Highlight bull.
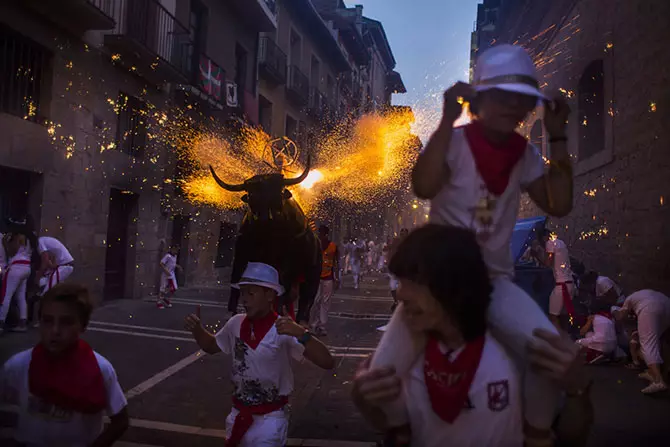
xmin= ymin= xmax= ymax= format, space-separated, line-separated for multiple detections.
xmin=210 ymin=157 xmax=322 ymax=323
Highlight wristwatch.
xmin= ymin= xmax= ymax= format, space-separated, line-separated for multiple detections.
xmin=298 ymin=330 xmax=313 ymax=345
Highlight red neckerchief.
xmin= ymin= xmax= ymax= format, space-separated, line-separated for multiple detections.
xmin=463 ymin=120 xmax=528 ymax=196
xmin=240 ymin=311 xmax=279 ymax=349
xmin=424 ymin=335 xmax=485 ymax=423
xmin=29 ymin=339 xmax=107 ymax=414
xmin=596 ymin=311 xmax=613 ymax=320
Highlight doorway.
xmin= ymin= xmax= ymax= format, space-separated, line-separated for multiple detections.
xmin=104 ymin=189 xmax=138 ymax=300
xmin=170 ymin=214 xmax=190 ymax=286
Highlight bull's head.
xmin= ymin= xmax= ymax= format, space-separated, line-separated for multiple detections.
xmin=209 ymin=155 xmax=311 ymax=221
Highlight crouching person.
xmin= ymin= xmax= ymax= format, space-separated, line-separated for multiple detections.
xmin=184 ymin=262 xmax=334 ymax=447
xmin=1 ymin=283 xmax=129 ymax=447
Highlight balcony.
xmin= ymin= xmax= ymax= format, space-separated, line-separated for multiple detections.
xmin=340 ymin=71 xmax=354 ymax=97
xmin=258 ymin=37 xmax=287 ymax=85
xmin=286 ymin=66 xmax=309 ymax=106
xmin=226 ymin=0 xmax=277 ymax=31
xmin=104 ymin=0 xmax=193 ymax=85
xmin=308 ymin=88 xmax=326 ymax=116
xmin=22 ymin=0 xmax=115 ymax=33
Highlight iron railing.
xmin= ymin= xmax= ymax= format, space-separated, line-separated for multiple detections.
xmin=258 ymin=37 xmax=287 ymax=83
xmin=87 ymin=0 xmax=115 ymax=18
xmin=107 ymin=0 xmax=192 ymax=77
xmin=309 ymin=88 xmax=326 ymax=114
xmin=287 ymin=65 xmax=309 ymax=103
xmin=0 ymin=23 xmax=50 ymax=122
xmin=263 ymin=0 xmax=277 ymax=14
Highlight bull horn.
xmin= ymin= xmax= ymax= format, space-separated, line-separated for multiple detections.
xmin=209 ymin=165 xmax=246 ymax=192
xmin=283 ymin=154 xmax=311 ymax=186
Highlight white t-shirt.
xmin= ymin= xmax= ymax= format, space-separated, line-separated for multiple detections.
xmin=404 ymin=333 xmax=523 ymax=447
xmin=580 ymin=315 xmax=617 ymax=353
xmin=545 ymin=238 xmax=573 ymax=283
xmin=621 ymin=290 xmax=670 ymax=316
xmin=160 ymin=253 xmax=177 ymax=275
xmin=429 ymin=127 xmax=545 ymax=278
xmin=215 ymin=314 xmax=305 ymax=405
xmin=1 ymin=348 xmax=127 ymax=447
xmin=596 ymin=276 xmax=624 ymax=300
xmin=11 ymin=241 xmax=33 ymax=263
xmin=38 ymin=237 xmax=75 ymax=266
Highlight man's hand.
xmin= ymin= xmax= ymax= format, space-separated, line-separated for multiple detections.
xmin=442 ymin=82 xmax=475 ymax=125
xmin=275 ymin=316 xmax=306 ymax=338
xmin=543 ymin=95 xmax=571 ymax=138
xmin=352 ymin=357 xmax=402 ymax=408
xmin=184 ymin=305 xmax=203 ymax=333
xmin=528 ymin=328 xmax=584 ymax=392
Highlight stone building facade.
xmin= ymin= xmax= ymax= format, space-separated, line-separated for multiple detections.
xmin=477 ymin=0 xmax=670 ymax=293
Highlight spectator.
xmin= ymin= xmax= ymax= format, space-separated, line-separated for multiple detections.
xmin=576 ymin=300 xmax=619 ymax=363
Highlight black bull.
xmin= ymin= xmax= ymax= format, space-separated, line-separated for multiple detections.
xmin=210 ymin=161 xmax=322 ymax=322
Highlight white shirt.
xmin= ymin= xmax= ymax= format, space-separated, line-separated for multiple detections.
xmin=38 ymin=237 xmax=74 ymax=266
xmin=1 ymin=348 xmax=127 ymax=447
xmin=11 ymin=241 xmax=33 ymax=263
xmin=621 ymin=290 xmax=670 ymax=316
xmin=160 ymin=253 xmax=177 ymax=275
xmin=404 ymin=333 xmax=523 ymax=447
xmin=429 ymin=128 xmax=545 ymax=278
xmin=215 ymin=314 xmax=305 ymax=405
xmin=581 ymin=315 xmax=617 ymax=353
xmin=596 ymin=276 xmax=624 ymax=300
xmin=545 ymin=238 xmax=573 ymax=283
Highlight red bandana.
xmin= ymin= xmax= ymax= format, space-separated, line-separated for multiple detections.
xmin=240 ymin=311 xmax=279 ymax=349
xmin=424 ymin=335 xmax=485 ymax=423
xmin=596 ymin=311 xmax=613 ymax=320
xmin=29 ymin=339 xmax=107 ymax=414
xmin=463 ymin=120 xmax=528 ymax=196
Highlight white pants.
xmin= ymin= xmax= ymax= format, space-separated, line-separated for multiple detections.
xmin=351 ymin=263 xmax=361 ymax=288
xmin=637 ymin=301 xmax=670 ymax=365
xmin=0 ymin=263 xmax=31 ymax=322
xmin=371 ymin=276 xmax=560 ymax=431
xmin=39 ymin=265 xmax=74 ymax=295
xmin=225 ymin=408 xmax=288 ymax=447
xmin=160 ymin=272 xmax=178 ymax=294
xmin=549 ymin=282 xmax=576 ymax=316
xmin=310 ymin=279 xmax=334 ymax=330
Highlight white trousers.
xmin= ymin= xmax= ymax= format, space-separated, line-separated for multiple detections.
xmin=310 ymin=279 xmax=334 ymax=330
xmin=160 ymin=272 xmax=178 ymax=294
xmin=39 ymin=265 xmax=74 ymax=295
xmin=549 ymin=282 xmax=576 ymax=316
xmin=225 ymin=408 xmax=288 ymax=447
xmin=371 ymin=276 xmax=560 ymax=431
xmin=637 ymin=301 xmax=670 ymax=365
xmin=0 ymin=263 xmax=31 ymax=322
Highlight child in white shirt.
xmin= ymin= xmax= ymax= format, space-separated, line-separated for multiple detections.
xmin=158 ymin=245 xmax=182 ymax=309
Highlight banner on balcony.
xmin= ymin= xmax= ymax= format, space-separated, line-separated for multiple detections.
xmin=199 ymin=55 xmax=222 ymax=101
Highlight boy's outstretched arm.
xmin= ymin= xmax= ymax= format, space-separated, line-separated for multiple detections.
xmin=276 ymin=317 xmax=335 ymax=369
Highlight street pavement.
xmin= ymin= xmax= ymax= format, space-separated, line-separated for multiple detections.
xmin=1 ymin=273 xmax=670 ymax=446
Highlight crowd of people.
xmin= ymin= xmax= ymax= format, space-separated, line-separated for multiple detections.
xmin=1 ymin=43 xmax=669 ymax=447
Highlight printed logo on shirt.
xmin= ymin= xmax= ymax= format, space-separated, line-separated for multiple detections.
xmin=425 ymin=369 xmax=465 ymax=387
xmin=487 ymin=380 xmax=509 ymax=412
xmin=27 ymin=395 xmax=73 ymax=421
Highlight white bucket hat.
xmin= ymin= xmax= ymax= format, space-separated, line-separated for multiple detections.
xmin=233 ymin=262 xmax=285 ymax=295
xmin=473 ymin=44 xmax=546 ymax=99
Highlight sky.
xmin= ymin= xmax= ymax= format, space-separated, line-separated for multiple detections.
xmin=345 ymin=0 xmax=481 ymax=140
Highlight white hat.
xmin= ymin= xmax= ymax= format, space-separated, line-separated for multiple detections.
xmin=233 ymin=262 xmax=285 ymax=295
xmin=473 ymin=44 xmax=546 ymax=99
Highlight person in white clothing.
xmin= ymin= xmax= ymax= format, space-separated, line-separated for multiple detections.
xmin=184 ymin=262 xmax=334 ymax=447
xmin=543 ymin=231 xmax=575 ymax=330
xmin=614 ymin=290 xmax=670 ymax=394
xmin=0 ymin=232 xmax=34 ymax=334
xmin=0 ymin=283 xmax=129 ymax=446
xmin=158 ymin=245 xmax=182 ymax=309
xmin=36 ymin=236 xmax=75 ymax=295
xmin=350 ymin=239 xmax=365 ymax=289
xmin=579 ymin=271 xmax=625 ymax=306
xmin=373 ymin=44 xmax=574 ymax=446
xmin=576 ymin=300 xmax=619 ymax=363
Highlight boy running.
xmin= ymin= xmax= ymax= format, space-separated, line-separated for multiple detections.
xmin=158 ymin=245 xmax=182 ymax=309
xmin=184 ymin=262 xmax=334 ymax=446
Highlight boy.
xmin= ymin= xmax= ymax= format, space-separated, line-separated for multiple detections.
xmin=576 ymin=300 xmax=619 ymax=364
xmin=184 ymin=262 xmax=334 ymax=446
xmin=372 ymin=44 xmax=573 ymax=446
xmin=158 ymin=245 xmax=182 ymax=309
xmin=0 ymin=283 xmax=129 ymax=446
xmin=542 ymin=230 xmax=575 ymax=330
xmin=36 ymin=236 xmax=75 ymax=295
xmin=309 ymin=225 xmax=339 ymax=336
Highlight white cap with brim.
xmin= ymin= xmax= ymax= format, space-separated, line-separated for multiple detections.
xmin=232 ymin=262 xmax=285 ymax=296
xmin=473 ymin=44 xmax=547 ymax=100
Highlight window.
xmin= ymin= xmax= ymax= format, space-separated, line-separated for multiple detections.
xmin=116 ymin=93 xmax=148 ymax=157
xmin=289 ymin=29 xmax=301 ymax=67
xmin=285 ymin=114 xmax=297 ymax=141
xmin=327 ymin=75 xmax=335 ymax=104
xmin=310 ymin=56 xmax=320 ymax=88
xmin=530 ymin=119 xmax=546 ymax=158
xmin=189 ymin=0 xmax=208 ymax=76
xmin=577 ymin=60 xmax=605 ymax=161
xmin=0 ymin=23 xmax=51 ymax=121
xmin=235 ymin=43 xmax=248 ymax=93
xmin=259 ymin=95 xmax=273 ymax=135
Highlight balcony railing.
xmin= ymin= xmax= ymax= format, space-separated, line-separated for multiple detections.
xmin=340 ymin=71 xmax=354 ymax=96
xmin=308 ymin=88 xmax=326 ymax=115
xmin=105 ymin=0 xmax=193 ymax=84
xmin=258 ymin=37 xmax=287 ymax=84
xmin=287 ymin=65 xmax=309 ymax=105
xmin=22 ymin=0 xmax=116 ymax=32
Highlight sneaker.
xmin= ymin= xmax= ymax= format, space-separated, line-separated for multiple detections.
xmin=164 ymin=299 xmax=173 ymax=308
xmin=33 ymin=322 xmax=40 ymax=328
xmin=11 ymin=324 xmax=27 ymax=333
xmin=638 ymin=371 xmax=654 ymax=382
xmin=156 ymin=301 xmax=165 ymax=309
xmin=641 ymin=381 xmax=668 ymax=394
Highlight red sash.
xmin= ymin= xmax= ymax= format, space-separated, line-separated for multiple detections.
xmin=463 ymin=121 xmax=528 ymax=196
xmin=557 ymin=281 xmax=575 ymax=319
xmin=424 ymin=335 xmax=485 ymax=423
xmin=1 ymin=259 xmax=31 ymax=304
xmin=48 ymin=267 xmax=61 ymax=289
xmin=29 ymin=339 xmax=107 ymax=414
xmin=227 ymin=396 xmax=289 ymax=446
xmin=240 ymin=311 xmax=279 ymax=350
